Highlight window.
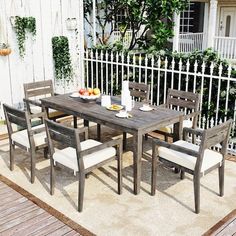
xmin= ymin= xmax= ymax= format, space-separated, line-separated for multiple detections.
xmin=113 ymin=9 xmax=130 ymax=31
xmin=180 ymin=2 xmax=205 ymax=33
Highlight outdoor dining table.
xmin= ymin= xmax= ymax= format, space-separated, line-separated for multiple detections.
xmin=41 ymin=94 xmax=183 ymax=195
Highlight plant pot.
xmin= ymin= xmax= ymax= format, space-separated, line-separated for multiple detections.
xmin=0 ymin=48 xmax=12 ymax=56
xmin=66 ymin=18 xmax=77 ymax=30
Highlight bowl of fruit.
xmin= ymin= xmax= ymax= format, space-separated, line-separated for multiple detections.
xmin=77 ymin=87 xmax=101 ymax=102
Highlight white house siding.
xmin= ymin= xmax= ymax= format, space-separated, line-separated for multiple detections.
xmin=0 ymin=0 xmax=84 ymax=119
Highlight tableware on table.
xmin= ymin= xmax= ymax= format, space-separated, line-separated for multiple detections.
xmin=115 ymin=110 xmax=128 ymax=118
xmin=78 ymin=93 xmax=100 ymax=102
xmin=70 ymin=92 xmax=80 ymax=98
xmin=139 ymin=104 xmax=153 ymax=111
xmin=106 ymin=104 xmax=123 ymax=111
xmin=101 ymin=95 xmax=111 ymax=107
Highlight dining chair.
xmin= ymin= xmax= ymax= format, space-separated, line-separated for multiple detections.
xmin=122 ymin=81 xmax=150 ymax=149
xmin=45 ymin=118 xmax=123 ymax=212
xmin=151 ymin=119 xmax=232 ymax=213
xmin=23 ymin=80 xmax=77 ymax=127
xmin=150 ymin=89 xmax=200 ymax=143
xmin=129 ymin=81 xmax=150 ymax=102
xmin=3 ymin=103 xmax=47 ymax=183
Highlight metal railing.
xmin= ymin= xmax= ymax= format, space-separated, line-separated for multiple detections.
xmin=214 ymin=36 xmax=236 ymax=60
xmin=179 ymin=33 xmax=205 ymax=53
xmin=84 ymin=49 xmax=236 ymax=154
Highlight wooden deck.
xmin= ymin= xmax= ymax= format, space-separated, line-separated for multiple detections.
xmin=0 ymin=176 xmax=94 ymax=236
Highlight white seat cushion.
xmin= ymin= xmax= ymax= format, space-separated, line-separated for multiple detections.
xmin=53 ymin=139 xmax=116 ymax=172
xmin=158 ymin=140 xmax=223 ymax=173
xmin=30 ymin=105 xmax=57 ymax=115
xmin=11 ymin=124 xmax=46 ymax=149
xmin=158 ymin=119 xmax=193 ymax=134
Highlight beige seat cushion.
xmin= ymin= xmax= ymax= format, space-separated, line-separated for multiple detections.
xmin=158 ymin=119 xmax=193 ymax=134
xmin=11 ymin=124 xmax=46 ymax=149
xmin=53 ymin=139 xmax=116 ymax=172
xmin=158 ymin=140 xmax=223 ymax=173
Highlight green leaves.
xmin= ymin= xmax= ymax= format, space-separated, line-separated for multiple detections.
xmin=52 ymin=36 xmax=73 ymax=82
xmin=13 ymin=16 xmax=36 ymax=57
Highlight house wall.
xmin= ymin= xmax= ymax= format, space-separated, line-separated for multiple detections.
xmin=0 ymin=0 xmax=83 ymax=119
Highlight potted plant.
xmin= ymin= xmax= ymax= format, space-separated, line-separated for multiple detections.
xmin=11 ymin=16 xmax=36 ymax=57
xmin=0 ymin=43 xmax=12 ymax=56
xmin=66 ymin=17 xmax=77 ymax=30
xmin=52 ymin=36 xmax=73 ymax=81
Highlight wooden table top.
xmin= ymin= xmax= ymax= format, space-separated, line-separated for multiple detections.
xmin=41 ymin=94 xmax=183 ymax=134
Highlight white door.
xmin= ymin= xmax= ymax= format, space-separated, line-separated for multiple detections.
xmin=219 ymin=7 xmax=236 ymax=37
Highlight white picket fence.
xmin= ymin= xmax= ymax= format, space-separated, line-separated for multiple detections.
xmin=84 ymin=49 xmax=236 ymax=155
xmin=214 ymin=36 xmax=236 ymax=60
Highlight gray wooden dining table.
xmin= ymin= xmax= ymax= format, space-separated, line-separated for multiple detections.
xmin=41 ymin=94 xmax=183 ymax=195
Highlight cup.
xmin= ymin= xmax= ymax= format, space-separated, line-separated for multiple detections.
xmin=142 ymin=104 xmax=150 ymax=109
xmin=101 ymin=95 xmax=111 ymax=107
xmin=119 ymin=110 xmax=127 ymax=117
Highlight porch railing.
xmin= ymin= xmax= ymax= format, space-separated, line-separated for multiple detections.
xmin=84 ymin=49 xmax=236 ymax=155
xmin=179 ymin=33 xmax=205 ymax=53
xmin=214 ymin=36 xmax=236 ymax=60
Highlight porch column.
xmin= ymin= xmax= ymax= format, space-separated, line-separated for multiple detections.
xmin=92 ymin=0 xmax=96 ymax=46
xmin=207 ymin=0 xmax=218 ymax=48
xmin=173 ymin=13 xmax=180 ymax=52
xmin=78 ymin=0 xmax=85 ymax=87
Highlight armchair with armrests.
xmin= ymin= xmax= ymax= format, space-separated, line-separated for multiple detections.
xmin=150 ymin=89 xmax=200 ymax=143
xmin=122 ymin=82 xmax=150 ymax=149
xmin=151 ymin=119 xmax=232 ymax=213
xmin=3 ymin=103 xmax=48 ymax=183
xmin=23 ymin=80 xmax=77 ymax=127
xmin=45 ymin=119 xmax=123 ymax=212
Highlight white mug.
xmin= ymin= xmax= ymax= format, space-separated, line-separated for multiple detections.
xmin=101 ymin=95 xmax=111 ymax=107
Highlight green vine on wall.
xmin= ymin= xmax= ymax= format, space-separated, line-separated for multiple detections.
xmin=12 ymin=16 xmax=36 ymax=57
xmin=52 ymin=36 xmax=73 ymax=81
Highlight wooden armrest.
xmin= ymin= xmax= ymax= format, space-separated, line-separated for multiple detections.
xmin=29 ymin=126 xmax=45 ymax=135
xmin=183 ymin=127 xmax=204 ymax=138
xmin=28 ymin=111 xmax=46 ymax=120
xmin=183 ymin=111 xmax=201 ymax=120
xmin=77 ymin=126 xmax=89 ymax=139
xmin=23 ymin=98 xmax=42 ymax=107
xmin=152 ymin=138 xmax=199 ymax=157
xmin=80 ymin=138 xmax=122 ymax=157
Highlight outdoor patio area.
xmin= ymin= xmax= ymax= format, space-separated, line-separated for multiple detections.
xmin=0 ymin=123 xmax=236 ymax=236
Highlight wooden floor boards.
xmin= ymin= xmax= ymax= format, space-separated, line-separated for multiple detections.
xmin=0 ymin=177 xmax=94 ymax=236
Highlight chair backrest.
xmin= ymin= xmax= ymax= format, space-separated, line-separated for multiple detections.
xmin=196 ymin=119 xmax=232 ymax=172
xmin=45 ymin=119 xmax=83 ymax=170
xmin=24 ymin=80 xmax=54 ymax=101
xmin=129 ymin=82 xmax=150 ymax=102
xmin=166 ymin=89 xmax=200 ymax=113
xmin=3 ymin=104 xmax=28 ymax=136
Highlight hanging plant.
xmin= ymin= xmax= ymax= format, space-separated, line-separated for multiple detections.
xmin=52 ymin=36 xmax=73 ymax=81
xmin=0 ymin=43 xmax=12 ymax=56
xmin=12 ymin=16 xmax=36 ymax=57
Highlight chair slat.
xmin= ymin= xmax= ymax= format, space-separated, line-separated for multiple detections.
xmin=168 ymin=97 xmax=197 ymax=109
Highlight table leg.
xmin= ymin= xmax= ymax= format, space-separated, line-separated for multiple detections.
xmin=73 ymin=116 xmax=77 ymax=128
xmin=173 ymin=116 xmax=183 ymax=141
xmin=133 ymin=133 xmax=142 ymax=195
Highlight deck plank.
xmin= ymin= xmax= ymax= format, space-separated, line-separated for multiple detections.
xmin=0 ymin=179 xmax=92 ymax=236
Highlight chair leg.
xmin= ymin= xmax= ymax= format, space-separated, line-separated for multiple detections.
xmin=219 ymin=162 xmax=225 ymax=197
xmin=97 ymin=124 xmax=101 ymax=141
xmin=78 ymin=172 xmax=85 ymax=212
xmin=9 ymin=143 xmax=15 ymax=171
xmin=117 ymin=144 xmax=123 ymax=195
xmin=180 ymin=170 xmax=185 ymax=180
xmin=43 ymin=147 xmax=48 ymax=159
xmin=123 ymin=132 xmax=127 ymax=150
xmin=151 ymin=145 xmax=158 ymax=196
xmin=30 ymin=150 xmax=36 ymax=184
xmin=50 ymin=159 xmax=55 ymax=195
xmin=193 ymin=174 xmax=200 ymax=214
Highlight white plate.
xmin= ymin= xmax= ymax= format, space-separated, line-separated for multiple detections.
xmin=139 ymin=106 xmax=153 ymax=112
xmin=70 ymin=92 xmax=80 ymax=98
xmin=115 ymin=112 xmax=128 ymax=118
